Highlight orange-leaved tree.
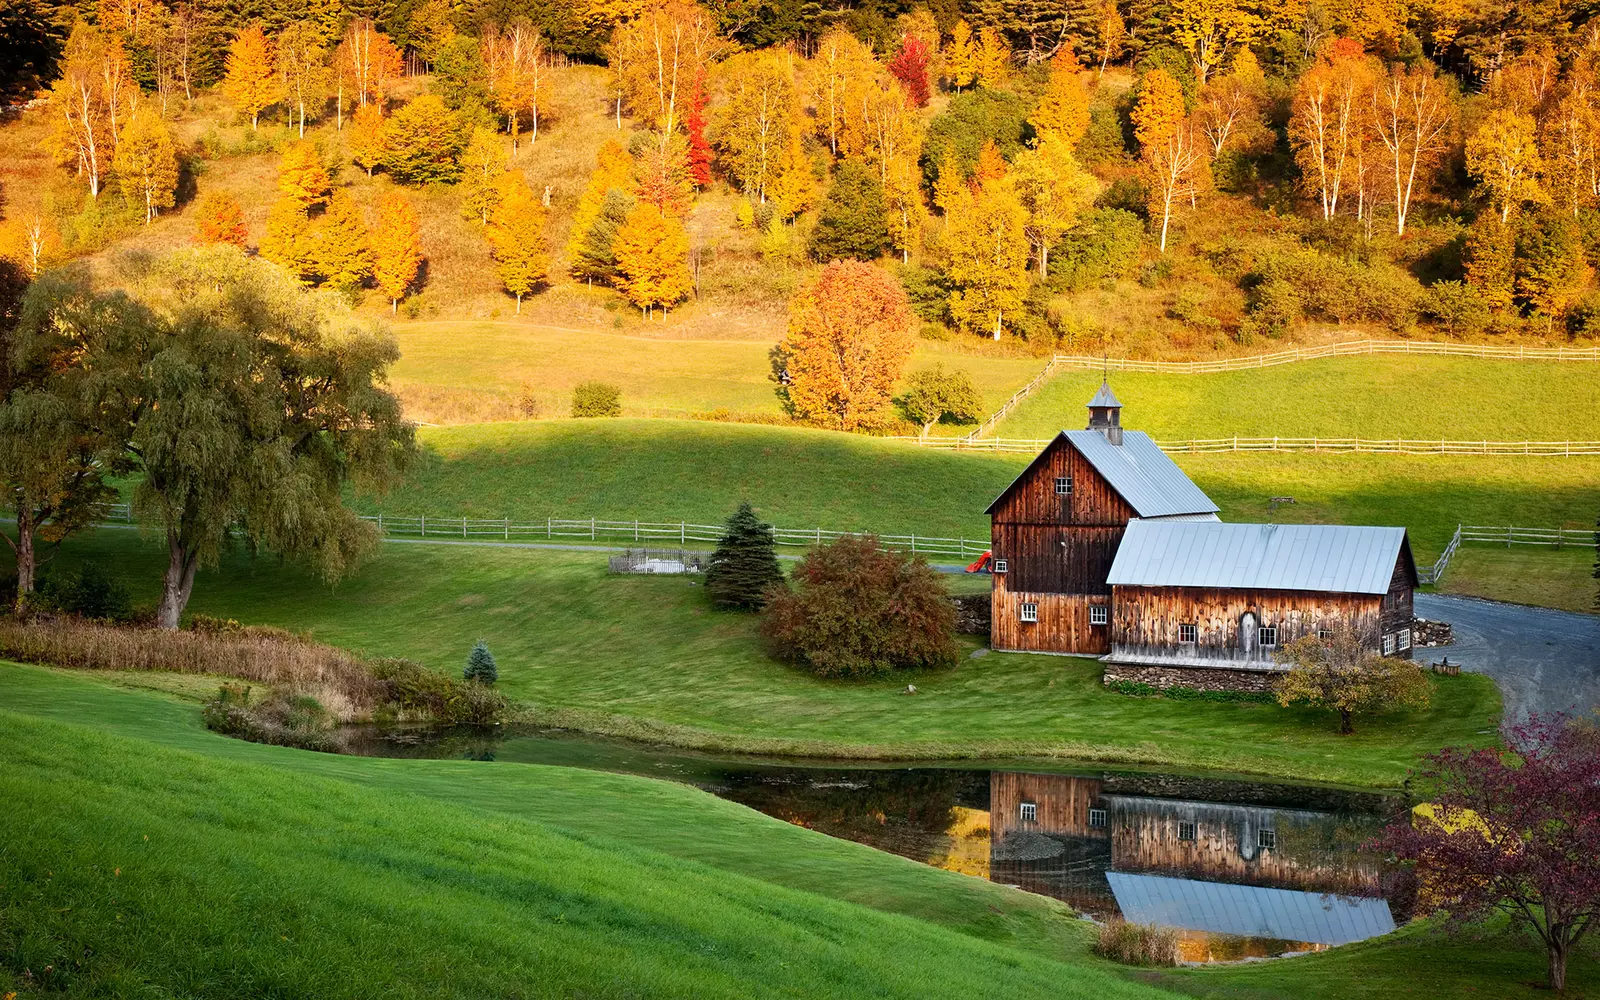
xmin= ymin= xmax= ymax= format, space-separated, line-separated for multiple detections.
xmin=771 ymin=260 xmax=914 ymax=430
xmin=113 ymin=106 xmax=179 ymax=223
xmin=613 ymin=201 xmax=693 ymax=318
xmin=277 ymin=139 xmax=332 ymax=208
xmin=486 ymin=171 xmax=549 ymax=312
xmin=1029 ymin=50 xmax=1091 ymax=147
xmin=1134 ymin=67 xmax=1210 ymax=252
xmin=348 ymin=103 xmax=387 ymax=178
xmin=372 ymin=191 xmax=424 ymax=313
xmin=193 ymin=191 xmax=248 ymax=247
xmin=337 ymin=18 xmax=402 ymax=110
xmin=224 ymin=24 xmax=279 ymax=129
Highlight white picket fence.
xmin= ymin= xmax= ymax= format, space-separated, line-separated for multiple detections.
xmin=1050 ymin=339 xmax=1600 ymax=375
xmin=1419 ymin=524 xmax=1595 ymax=584
xmin=893 ymin=435 xmax=1600 ymax=456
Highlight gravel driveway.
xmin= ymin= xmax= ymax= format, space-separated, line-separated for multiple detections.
xmin=1414 ymin=593 xmax=1600 ymax=724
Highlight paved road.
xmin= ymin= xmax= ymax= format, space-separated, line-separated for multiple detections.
xmin=1414 ymin=593 xmax=1600 ymax=723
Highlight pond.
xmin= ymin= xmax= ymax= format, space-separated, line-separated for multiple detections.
xmin=350 ymin=724 xmax=1411 ymax=964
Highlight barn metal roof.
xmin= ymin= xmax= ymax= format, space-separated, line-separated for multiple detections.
xmin=1107 ymin=520 xmax=1411 ymax=595
xmin=984 ymin=431 xmax=1221 ymax=518
xmin=1107 ymin=872 xmax=1397 ymax=946
xmin=1088 ymin=380 xmax=1123 ymax=408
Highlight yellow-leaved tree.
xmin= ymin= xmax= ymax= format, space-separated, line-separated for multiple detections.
xmin=772 ymin=259 xmax=914 ymax=430
xmin=487 ymin=172 xmax=549 ymax=312
xmin=224 ymin=24 xmax=279 ymax=129
xmin=1011 ymin=133 xmax=1102 ymax=278
xmin=113 ymin=106 xmax=178 ymax=223
xmin=461 ymin=127 xmax=511 ymax=223
xmin=1134 ymin=67 xmax=1210 ymax=251
xmin=939 ymin=156 xmax=1029 ymax=339
xmin=613 ymin=202 xmax=693 ymax=318
xmin=277 ymin=139 xmax=332 ymax=208
xmin=713 ymin=48 xmax=797 ymax=204
xmin=348 ymin=104 xmax=387 ymax=178
xmin=769 ymin=125 xmax=818 ymax=222
xmin=945 ymin=19 xmax=976 ymax=92
xmin=0 ymin=200 xmax=63 ymax=275
xmin=372 ymin=191 xmax=424 ymax=312
xmin=974 ymin=27 xmax=1010 ymax=89
xmin=1029 ymin=50 xmax=1091 ymax=146
xmin=1467 ymin=108 xmax=1547 ymax=223
xmin=1169 ymin=0 xmax=1261 ymax=87
xmin=310 ymin=189 xmax=373 ymax=289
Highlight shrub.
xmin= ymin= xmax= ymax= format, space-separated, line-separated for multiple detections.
xmin=898 ymin=264 xmax=952 ymax=322
xmin=899 ymin=364 xmax=984 ymax=434
xmin=1053 ymin=208 xmax=1143 ymax=291
xmin=202 ymin=684 xmax=342 ymax=752
xmin=571 ymin=381 xmax=622 ymax=417
xmin=37 ymin=562 xmax=133 ymax=621
xmin=761 ymin=535 xmax=958 ymax=678
xmin=705 ymin=502 xmax=784 ymax=611
xmin=463 ymin=640 xmax=498 ymax=685
xmin=373 ymin=656 xmax=506 ymax=724
xmin=1421 ymin=280 xmax=1492 ymax=336
xmin=1093 ymin=919 xmax=1179 ymax=967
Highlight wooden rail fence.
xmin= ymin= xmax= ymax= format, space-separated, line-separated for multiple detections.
xmin=1050 ymin=339 xmax=1600 ymax=375
xmin=895 ymin=435 xmax=1600 ymax=456
xmin=961 ymin=358 xmax=1057 ymax=442
xmin=1419 ymin=524 xmax=1595 ymax=584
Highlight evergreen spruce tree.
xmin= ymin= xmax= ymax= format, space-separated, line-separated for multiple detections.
xmin=569 ymin=189 xmax=632 ymax=286
xmin=705 ymin=501 xmax=784 ymax=611
xmin=463 ymin=640 xmax=498 ymax=684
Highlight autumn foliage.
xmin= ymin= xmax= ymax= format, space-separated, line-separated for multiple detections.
xmin=487 ymin=172 xmax=548 ymax=311
xmin=613 ymin=203 xmax=693 ymax=315
xmin=372 ymin=192 xmax=424 ymax=312
xmin=223 ymin=25 xmax=278 ymax=128
xmin=193 ymin=192 xmax=248 ymax=248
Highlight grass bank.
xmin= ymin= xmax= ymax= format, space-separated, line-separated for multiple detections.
xmin=34 ymin=533 xmax=1501 ymax=788
xmin=1 ymin=665 xmax=1592 ymax=999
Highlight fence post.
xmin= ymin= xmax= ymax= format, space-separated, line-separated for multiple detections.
xmin=421 ymin=514 xmax=425 ymax=537
xmin=591 ymin=517 xmax=596 ymax=541
xmin=680 ymin=521 xmax=685 ymax=544
xmin=634 ymin=520 xmax=639 ymax=541
xmin=377 ymin=512 xmax=383 ymax=533
xmin=463 ymin=516 xmax=467 ymax=538
xmin=504 ymin=519 xmax=509 ymax=540
xmin=546 ymin=517 xmax=551 ymax=540
xmin=817 ymin=527 xmax=822 ymax=544
xmin=1507 ymin=525 xmax=1513 ymax=549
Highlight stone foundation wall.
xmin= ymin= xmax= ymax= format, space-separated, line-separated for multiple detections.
xmin=950 ymin=594 xmax=992 ymax=636
xmin=1412 ymin=617 xmax=1453 ymax=648
xmin=1102 ymin=662 xmax=1280 ymax=694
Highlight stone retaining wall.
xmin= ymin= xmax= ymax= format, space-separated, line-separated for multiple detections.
xmin=1102 ymin=662 xmax=1279 ymax=694
xmin=951 ymin=594 xmax=992 ymax=635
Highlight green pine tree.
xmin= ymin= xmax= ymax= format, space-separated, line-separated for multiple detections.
xmin=570 ymin=189 xmax=632 ymax=286
xmin=705 ymin=501 xmax=785 ymax=611
xmin=808 ymin=159 xmax=892 ymax=262
xmin=463 ymin=640 xmax=498 ymax=684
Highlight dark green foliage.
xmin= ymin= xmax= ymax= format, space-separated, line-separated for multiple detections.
xmin=1243 ymin=277 xmax=1302 ymax=338
xmin=0 ymin=0 xmax=65 ymax=102
xmin=571 ymin=381 xmax=622 ymax=417
xmin=1075 ymin=104 xmax=1131 ymax=168
xmin=381 ymin=95 xmax=466 ymax=185
xmin=705 ymin=501 xmax=783 ymax=611
xmin=1052 ymin=208 xmax=1143 ymax=290
xmin=899 ymin=364 xmax=984 ymax=433
xmin=919 ymin=89 xmax=1033 ymax=189
xmin=430 ymin=35 xmax=497 ymax=130
xmin=760 ymin=534 xmax=957 ymax=678
xmin=463 ymin=640 xmax=498 ymax=685
xmin=1134 ymin=46 xmax=1198 ymax=105
xmin=570 ymin=189 xmax=632 ymax=285
xmin=897 ymin=264 xmax=952 ymax=322
xmin=808 ymin=160 xmax=891 ymax=262
xmin=1421 ymin=280 xmax=1492 ymax=336
xmin=1516 ymin=209 xmax=1589 ymax=327
xmin=1463 ymin=216 xmax=1518 ymax=312
xmin=37 ymin=562 xmax=133 ymax=622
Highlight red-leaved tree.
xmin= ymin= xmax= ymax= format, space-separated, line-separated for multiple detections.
xmin=1372 ymin=715 xmax=1600 ymax=991
xmin=684 ymin=67 xmax=713 ymax=189
xmin=887 ymin=35 xmax=930 ymax=108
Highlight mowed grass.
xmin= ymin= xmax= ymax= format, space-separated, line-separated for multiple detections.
xmin=1433 ymin=546 xmax=1599 ymax=613
xmin=41 ymin=531 xmax=1500 ymax=787
xmin=367 ymin=419 xmax=1600 ymax=561
xmin=0 ymin=691 xmax=1161 ymax=1000
xmin=386 ymin=321 xmax=1044 ymax=427
xmin=4 ymin=668 xmax=1591 ymax=1000
xmin=997 ymin=358 xmax=1600 ymax=442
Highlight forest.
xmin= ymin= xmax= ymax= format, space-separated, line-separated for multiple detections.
xmin=4 ymin=0 xmax=1600 ymax=358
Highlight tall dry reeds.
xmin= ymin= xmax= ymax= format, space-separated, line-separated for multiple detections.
xmin=1093 ymin=919 xmax=1180 ymax=967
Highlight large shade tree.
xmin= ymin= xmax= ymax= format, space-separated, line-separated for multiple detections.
xmin=12 ymin=249 xmax=415 ymax=628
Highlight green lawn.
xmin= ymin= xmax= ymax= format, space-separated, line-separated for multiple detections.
xmin=38 ymin=531 xmax=1501 ymax=788
xmin=1434 ymin=545 xmax=1599 ymax=613
xmin=996 ymin=357 xmax=1600 ymax=442
xmin=1 ymin=666 xmax=1592 ymax=1000
xmin=365 ymin=419 xmax=1599 ymax=561
xmin=389 ymin=320 xmax=1044 ymax=431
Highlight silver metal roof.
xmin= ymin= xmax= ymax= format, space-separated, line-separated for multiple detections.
xmin=1063 ymin=430 xmax=1220 ymax=518
xmin=1108 ymin=872 xmax=1396 ymax=946
xmin=1088 ymin=381 xmax=1123 ymax=408
xmin=1107 ymin=521 xmax=1409 ymax=595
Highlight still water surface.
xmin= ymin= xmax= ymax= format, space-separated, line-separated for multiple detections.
xmin=353 ymin=724 xmax=1408 ymax=963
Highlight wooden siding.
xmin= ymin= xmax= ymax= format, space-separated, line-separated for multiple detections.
xmin=1380 ymin=551 xmax=1415 ymax=645
xmin=989 ymin=436 xmax=1136 ymax=528
xmin=992 ymin=524 xmax=1123 ymax=594
xmin=1109 ymin=586 xmax=1384 ymax=668
xmin=990 ymin=773 xmax=1107 ymax=841
xmin=992 ymin=584 xmax=1111 ymax=654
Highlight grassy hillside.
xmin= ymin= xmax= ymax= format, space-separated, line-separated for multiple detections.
xmin=995 ymin=357 xmax=1600 ymax=442
xmin=366 ymin=419 xmax=1600 ymax=558
xmin=387 ymin=321 xmax=1044 ymax=427
xmin=33 ymin=533 xmax=1500 ymax=786
xmin=2 ymin=667 xmax=1593 ymax=1000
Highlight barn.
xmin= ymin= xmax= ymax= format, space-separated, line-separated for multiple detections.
xmin=986 ymin=384 xmax=1417 ymax=691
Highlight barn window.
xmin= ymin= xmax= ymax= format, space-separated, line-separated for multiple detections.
xmin=1318 ymin=629 xmax=1333 ymax=640
xmin=1258 ymin=626 xmax=1278 ymax=648
xmin=1055 ymin=476 xmax=1073 ymax=496
xmin=1398 ymin=628 xmax=1412 ymax=651
xmin=1258 ymin=828 xmax=1276 ymax=850
xmin=1088 ymin=808 xmax=1107 ymax=828
xmin=1382 ymin=632 xmax=1396 ymax=655
xmin=1020 ymin=802 xmax=1038 ymax=822
xmin=1020 ymin=602 xmax=1038 ymax=623
xmin=993 ymin=558 xmax=1008 ymax=574
xmin=1179 ymin=623 xmax=1197 ymax=644
xmin=1177 ymin=821 xmax=1197 ymax=842
xmin=1090 ymin=605 xmax=1108 ymax=625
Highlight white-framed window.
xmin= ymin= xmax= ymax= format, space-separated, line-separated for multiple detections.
xmin=1383 ymin=632 xmax=1396 ymax=655
xmin=1177 ymin=821 xmax=1197 ymax=842
xmin=993 ymin=558 xmax=1008 ymax=574
xmin=1020 ymin=802 xmax=1038 ymax=822
xmin=1020 ymin=602 xmax=1038 ymax=623
xmin=1088 ymin=807 xmax=1107 ymax=828
xmin=1258 ymin=626 xmax=1278 ymax=648
xmin=1398 ymin=628 xmax=1412 ymax=651
xmin=1318 ymin=628 xmax=1333 ymax=641
xmin=1054 ymin=476 xmax=1073 ymax=496
xmin=1090 ymin=605 xmax=1108 ymax=625
xmin=1258 ymin=828 xmax=1276 ymax=850
xmin=1179 ymin=623 xmax=1197 ymax=644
